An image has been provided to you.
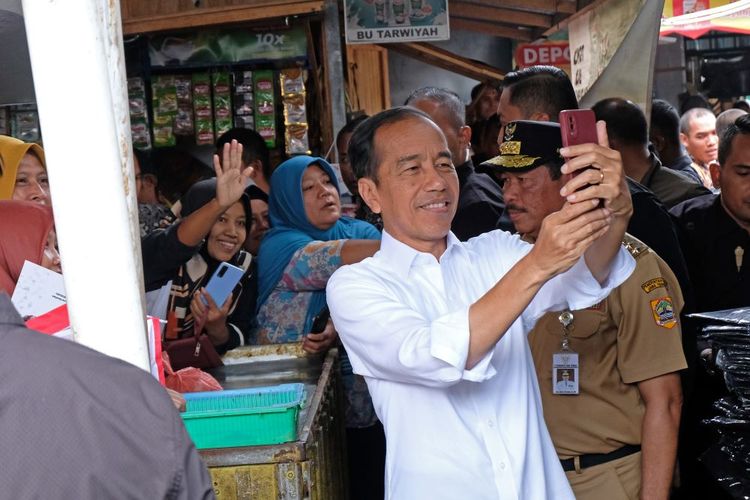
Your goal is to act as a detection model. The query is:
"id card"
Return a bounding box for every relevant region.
[552,351,579,395]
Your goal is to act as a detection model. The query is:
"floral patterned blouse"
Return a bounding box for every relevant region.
[253,239,378,428]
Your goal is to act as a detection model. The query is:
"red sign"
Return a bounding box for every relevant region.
[515,42,571,68]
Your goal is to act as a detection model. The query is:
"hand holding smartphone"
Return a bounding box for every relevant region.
[559,109,603,205]
[310,306,330,334]
[202,262,245,307]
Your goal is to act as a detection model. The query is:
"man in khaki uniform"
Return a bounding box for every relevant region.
[482,120,687,500]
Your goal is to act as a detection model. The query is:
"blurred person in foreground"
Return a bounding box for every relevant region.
[0,292,214,499]
[327,106,634,499]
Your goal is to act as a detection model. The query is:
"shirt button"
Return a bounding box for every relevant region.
[499,462,506,470]
[487,420,494,427]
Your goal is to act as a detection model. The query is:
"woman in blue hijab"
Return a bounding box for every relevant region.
[255,155,380,349]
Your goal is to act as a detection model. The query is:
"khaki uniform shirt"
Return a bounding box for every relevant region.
[528,235,688,459]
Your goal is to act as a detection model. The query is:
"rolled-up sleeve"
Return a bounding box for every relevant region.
[328,267,495,388]
[523,246,636,327]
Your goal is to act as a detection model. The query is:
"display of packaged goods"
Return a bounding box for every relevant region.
[131,118,151,150]
[213,72,232,138]
[283,93,307,124]
[127,77,148,119]
[127,77,150,148]
[11,109,40,143]
[174,76,194,135]
[254,70,276,148]
[279,68,309,155]
[280,68,305,96]
[234,71,254,94]
[151,75,177,147]
[192,73,214,145]
[234,93,254,116]
[234,115,255,129]
[153,75,178,114]
[285,123,310,155]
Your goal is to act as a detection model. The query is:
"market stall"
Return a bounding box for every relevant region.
[193,344,347,499]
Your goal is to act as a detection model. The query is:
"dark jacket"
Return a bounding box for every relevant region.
[452,159,513,240]
[670,193,750,312]
[640,153,710,209]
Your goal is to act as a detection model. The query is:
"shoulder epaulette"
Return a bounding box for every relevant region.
[622,233,649,259]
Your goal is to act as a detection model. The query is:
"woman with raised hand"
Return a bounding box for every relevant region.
[141,140,254,354]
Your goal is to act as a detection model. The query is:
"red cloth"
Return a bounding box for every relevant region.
[0,200,54,295]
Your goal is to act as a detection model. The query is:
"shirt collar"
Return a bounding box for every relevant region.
[640,152,662,187]
[712,195,750,237]
[379,229,464,276]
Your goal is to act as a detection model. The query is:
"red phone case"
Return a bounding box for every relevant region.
[560,109,598,148]
[559,109,598,178]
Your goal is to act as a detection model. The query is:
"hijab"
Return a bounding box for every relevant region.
[256,156,379,331]
[165,179,252,339]
[0,200,55,295]
[0,135,46,200]
[245,184,269,204]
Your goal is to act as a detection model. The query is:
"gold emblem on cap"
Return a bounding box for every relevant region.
[483,154,541,169]
[504,122,517,141]
[500,141,521,155]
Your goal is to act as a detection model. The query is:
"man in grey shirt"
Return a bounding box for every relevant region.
[0,293,214,499]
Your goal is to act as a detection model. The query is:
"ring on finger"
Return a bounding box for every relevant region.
[599,171,604,183]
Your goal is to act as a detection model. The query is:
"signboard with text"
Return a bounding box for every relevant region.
[515,42,571,69]
[344,0,450,44]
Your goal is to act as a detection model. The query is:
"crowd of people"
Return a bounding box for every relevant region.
[1,63,748,499]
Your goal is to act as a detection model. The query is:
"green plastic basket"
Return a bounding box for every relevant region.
[181,383,305,449]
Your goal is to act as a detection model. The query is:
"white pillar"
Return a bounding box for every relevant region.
[22,0,150,371]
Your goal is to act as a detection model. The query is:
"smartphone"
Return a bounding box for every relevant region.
[559,109,600,203]
[310,306,330,334]
[202,262,245,307]
[559,109,598,156]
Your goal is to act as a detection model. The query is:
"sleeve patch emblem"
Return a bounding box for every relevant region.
[650,296,677,329]
[641,277,666,293]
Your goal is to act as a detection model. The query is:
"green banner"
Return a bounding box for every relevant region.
[149,27,308,66]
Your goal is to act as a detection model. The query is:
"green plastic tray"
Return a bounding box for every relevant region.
[181,383,305,449]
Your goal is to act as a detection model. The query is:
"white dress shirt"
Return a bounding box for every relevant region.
[327,229,635,500]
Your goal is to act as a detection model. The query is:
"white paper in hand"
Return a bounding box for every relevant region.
[11,260,66,317]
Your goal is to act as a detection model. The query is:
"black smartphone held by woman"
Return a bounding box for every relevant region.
[310,306,330,334]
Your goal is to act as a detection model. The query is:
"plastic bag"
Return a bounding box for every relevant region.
[163,351,223,394]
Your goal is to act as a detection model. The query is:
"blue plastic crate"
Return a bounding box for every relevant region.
[181,383,305,449]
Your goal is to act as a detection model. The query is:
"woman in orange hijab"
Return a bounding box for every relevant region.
[0,200,61,295]
[0,135,49,205]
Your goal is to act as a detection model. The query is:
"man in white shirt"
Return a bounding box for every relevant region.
[327,106,634,499]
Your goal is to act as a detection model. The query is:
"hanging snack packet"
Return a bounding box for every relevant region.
[151,76,177,147]
[174,76,194,135]
[192,73,214,145]
[285,123,310,155]
[280,68,305,96]
[253,70,276,148]
[212,72,232,138]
